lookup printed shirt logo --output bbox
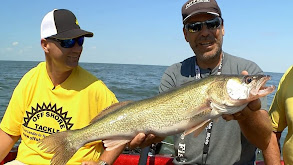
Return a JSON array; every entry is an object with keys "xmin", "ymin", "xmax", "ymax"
[
  {"xmin": 177, "ymin": 134, "xmax": 188, "ymax": 162},
  {"xmin": 186, "ymin": 0, "xmax": 210, "ymax": 9},
  {"xmin": 22, "ymin": 103, "xmax": 74, "ymax": 142}
]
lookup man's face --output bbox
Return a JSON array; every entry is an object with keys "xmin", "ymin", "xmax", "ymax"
[
  {"xmin": 183, "ymin": 13, "xmax": 224, "ymax": 62},
  {"xmin": 45, "ymin": 38, "xmax": 83, "ymax": 70}
]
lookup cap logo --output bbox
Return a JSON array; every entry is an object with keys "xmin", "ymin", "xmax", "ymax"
[
  {"xmin": 75, "ymin": 19, "xmax": 79, "ymax": 25},
  {"xmin": 186, "ymin": 0, "xmax": 210, "ymax": 9}
]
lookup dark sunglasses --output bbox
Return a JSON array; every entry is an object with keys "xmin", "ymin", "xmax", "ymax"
[
  {"xmin": 184, "ymin": 17, "xmax": 222, "ymax": 33},
  {"xmin": 46, "ymin": 36, "xmax": 84, "ymax": 48}
]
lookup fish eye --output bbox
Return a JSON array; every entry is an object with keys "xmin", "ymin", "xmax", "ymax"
[{"xmin": 245, "ymin": 77, "xmax": 252, "ymax": 84}]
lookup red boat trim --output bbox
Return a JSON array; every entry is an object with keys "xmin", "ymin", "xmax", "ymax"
[{"xmin": 1, "ymin": 149, "xmax": 284, "ymax": 165}]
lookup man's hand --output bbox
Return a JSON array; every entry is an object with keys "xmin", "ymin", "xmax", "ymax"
[
  {"xmin": 128, "ymin": 133, "xmax": 165, "ymax": 149},
  {"xmin": 221, "ymin": 70, "xmax": 272, "ymax": 150},
  {"xmin": 222, "ymin": 99, "xmax": 261, "ymax": 121}
]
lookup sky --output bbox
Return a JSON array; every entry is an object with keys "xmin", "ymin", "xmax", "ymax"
[{"xmin": 0, "ymin": 0, "xmax": 292, "ymax": 73}]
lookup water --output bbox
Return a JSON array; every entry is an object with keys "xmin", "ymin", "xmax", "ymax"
[{"xmin": 0, "ymin": 60, "xmax": 286, "ymax": 160}]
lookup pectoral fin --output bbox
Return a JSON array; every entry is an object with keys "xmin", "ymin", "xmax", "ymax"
[
  {"xmin": 213, "ymin": 117, "xmax": 220, "ymax": 122},
  {"xmin": 183, "ymin": 101, "xmax": 212, "ymax": 119},
  {"xmin": 183, "ymin": 119, "xmax": 211, "ymax": 137},
  {"xmin": 103, "ymin": 139, "xmax": 131, "ymax": 151}
]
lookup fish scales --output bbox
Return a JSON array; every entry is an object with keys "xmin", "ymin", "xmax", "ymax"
[
  {"xmin": 38, "ymin": 75, "xmax": 275, "ymax": 165},
  {"xmin": 93, "ymin": 78, "xmax": 213, "ymax": 135},
  {"xmin": 62, "ymin": 76, "xmax": 225, "ymax": 144}
]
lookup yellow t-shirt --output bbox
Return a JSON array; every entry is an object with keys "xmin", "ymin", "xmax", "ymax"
[
  {"xmin": 269, "ymin": 66, "xmax": 293, "ymax": 164},
  {"xmin": 0, "ymin": 62, "xmax": 118, "ymax": 164}
]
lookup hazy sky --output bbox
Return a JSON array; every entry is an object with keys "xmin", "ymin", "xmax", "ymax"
[{"xmin": 1, "ymin": 0, "xmax": 292, "ymax": 73}]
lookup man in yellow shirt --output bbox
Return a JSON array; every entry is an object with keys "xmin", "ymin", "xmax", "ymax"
[
  {"xmin": 263, "ymin": 66, "xmax": 293, "ymax": 165},
  {"xmin": 0, "ymin": 9, "xmax": 157, "ymax": 165}
]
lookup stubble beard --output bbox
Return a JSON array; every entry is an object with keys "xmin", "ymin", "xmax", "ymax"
[
  {"xmin": 197, "ymin": 46, "xmax": 222, "ymax": 62},
  {"xmin": 194, "ymin": 36, "xmax": 223, "ymax": 63}
]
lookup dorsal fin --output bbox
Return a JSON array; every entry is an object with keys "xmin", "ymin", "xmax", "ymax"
[{"xmin": 90, "ymin": 101, "xmax": 133, "ymax": 124}]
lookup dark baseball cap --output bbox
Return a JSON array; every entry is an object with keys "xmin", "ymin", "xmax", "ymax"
[
  {"xmin": 41, "ymin": 9, "xmax": 93, "ymax": 39},
  {"xmin": 182, "ymin": 0, "xmax": 222, "ymax": 23}
]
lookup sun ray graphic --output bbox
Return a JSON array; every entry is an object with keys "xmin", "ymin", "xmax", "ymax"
[{"xmin": 23, "ymin": 102, "xmax": 74, "ymax": 133}]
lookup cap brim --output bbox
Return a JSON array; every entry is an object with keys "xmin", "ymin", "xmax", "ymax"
[
  {"xmin": 50, "ymin": 29, "xmax": 93, "ymax": 39},
  {"xmin": 183, "ymin": 11, "xmax": 220, "ymax": 23}
]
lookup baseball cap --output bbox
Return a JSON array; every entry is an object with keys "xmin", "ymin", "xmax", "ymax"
[
  {"xmin": 41, "ymin": 9, "xmax": 93, "ymax": 39},
  {"xmin": 182, "ymin": 0, "xmax": 222, "ymax": 23}
]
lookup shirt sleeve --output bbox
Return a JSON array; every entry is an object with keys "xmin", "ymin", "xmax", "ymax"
[{"xmin": 159, "ymin": 64, "xmax": 178, "ymax": 93}]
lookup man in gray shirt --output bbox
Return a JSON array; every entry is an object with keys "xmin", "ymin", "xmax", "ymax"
[{"xmin": 158, "ymin": 0, "xmax": 272, "ymax": 164}]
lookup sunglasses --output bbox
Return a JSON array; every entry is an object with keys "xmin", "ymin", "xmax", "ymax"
[
  {"xmin": 184, "ymin": 17, "xmax": 222, "ymax": 33},
  {"xmin": 46, "ymin": 36, "xmax": 84, "ymax": 48}
]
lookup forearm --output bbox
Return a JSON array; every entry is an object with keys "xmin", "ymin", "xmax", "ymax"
[
  {"xmin": 0, "ymin": 129, "xmax": 19, "ymax": 161},
  {"xmin": 237, "ymin": 109, "xmax": 272, "ymax": 150},
  {"xmin": 262, "ymin": 132, "xmax": 281, "ymax": 165}
]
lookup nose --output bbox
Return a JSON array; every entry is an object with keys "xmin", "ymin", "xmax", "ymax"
[
  {"xmin": 72, "ymin": 42, "xmax": 82, "ymax": 52},
  {"xmin": 199, "ymin": 25, "xmax": 211, "ymax": 37}
]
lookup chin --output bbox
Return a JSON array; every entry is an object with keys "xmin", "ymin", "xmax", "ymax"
[
  {"xmin": 199, "ymin": 52, "xmax": 218, "ymax": 61},
  {"xmin": 66, "ymin": 62, "xmax": 79, "ymax": 68},
  {"xmin": 202, "ymin": 48, "xmax": 222, "ymax": 59}
]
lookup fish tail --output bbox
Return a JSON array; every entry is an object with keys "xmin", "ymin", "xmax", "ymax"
[{"xmin": 38, "ymin": 130, "xmax": 82, "ymax": 165}]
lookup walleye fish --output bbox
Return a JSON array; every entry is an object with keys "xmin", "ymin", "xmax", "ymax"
[{"xmin": 38, "ymin": 75, "xmax": 275, "ymax": 165}]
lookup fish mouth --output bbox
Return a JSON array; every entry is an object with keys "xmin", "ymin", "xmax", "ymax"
[{"xmin": 250, "ymin": 75, "xmax": 275, "ymax": 97}]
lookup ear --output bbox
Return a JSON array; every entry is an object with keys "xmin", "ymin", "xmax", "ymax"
[
  {"xmin": 221, "ymin": 25, "xmax": 225, "ymax": 36},
  {"xmin": 41, "ymin": 39, "xmax": 49, "ymax": 53},
  {"xmin": 183, "ymin": 27, "xmax": 189, "ymax": 42}
]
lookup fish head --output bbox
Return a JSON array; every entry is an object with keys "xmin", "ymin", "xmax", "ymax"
[
  {"xmin": 208, "ymin": 75, "xmax": 275, "ymax": 115},
  {"xmin": 224, "ymin": 75, "xmax": 275, "ymax": 106}
]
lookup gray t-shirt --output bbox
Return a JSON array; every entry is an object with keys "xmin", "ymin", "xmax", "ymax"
[{"xmin": 158, "ymin": 53, "xmax": 267, "ymax": 165}]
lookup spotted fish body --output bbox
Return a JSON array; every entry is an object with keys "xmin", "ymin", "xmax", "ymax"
[{"xmin": 38, "ymin": 75, "xmax": 275, "ymax": 165}]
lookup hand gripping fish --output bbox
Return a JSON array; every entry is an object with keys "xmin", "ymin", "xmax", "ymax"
[{"xmin": 38, "ymin": 75, "xmax": 275, "ymax": 165}]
